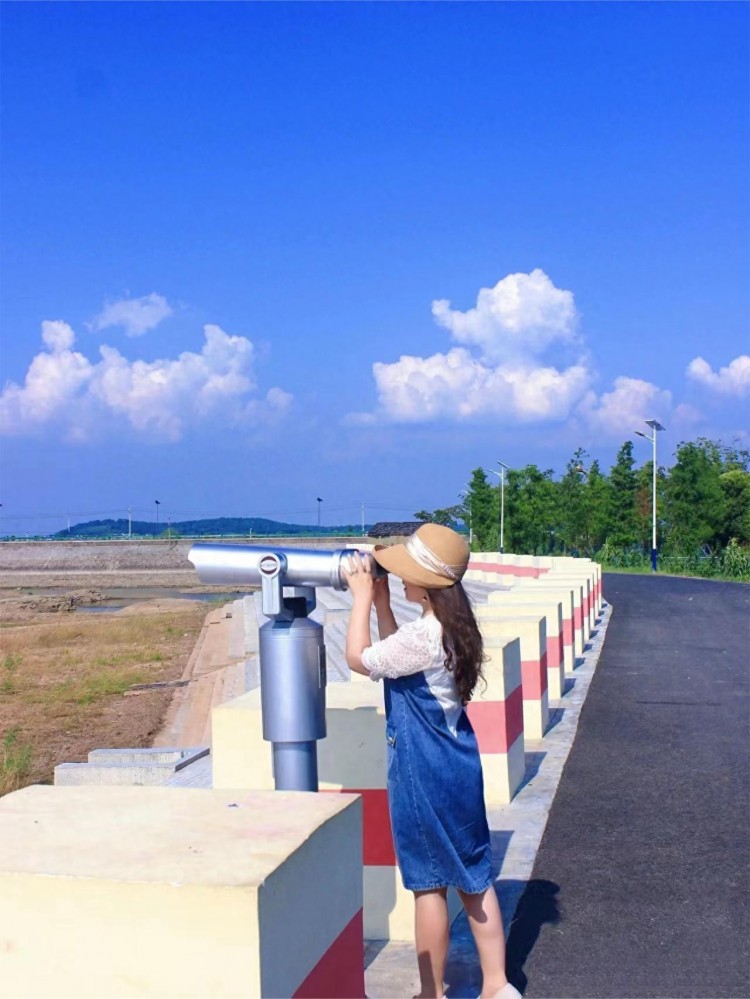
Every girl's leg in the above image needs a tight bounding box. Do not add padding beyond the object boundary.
[413,888,449,999]
[457,886,510,998]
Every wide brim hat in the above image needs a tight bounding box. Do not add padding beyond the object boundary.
[372,523,469,589]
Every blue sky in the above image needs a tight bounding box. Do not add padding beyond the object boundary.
[1,1,748,536]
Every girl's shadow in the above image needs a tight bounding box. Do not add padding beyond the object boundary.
[505,878,561,994]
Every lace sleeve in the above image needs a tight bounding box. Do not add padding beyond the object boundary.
[362,617,443,681]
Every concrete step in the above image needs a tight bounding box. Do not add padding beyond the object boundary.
[55,747,208,786]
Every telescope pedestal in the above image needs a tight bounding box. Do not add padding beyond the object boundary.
[271,742,319,791]
[259,591,327,793]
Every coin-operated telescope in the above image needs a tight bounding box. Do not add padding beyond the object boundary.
[188,543,384,792]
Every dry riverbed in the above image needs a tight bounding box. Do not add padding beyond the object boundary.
[0,587,212,796]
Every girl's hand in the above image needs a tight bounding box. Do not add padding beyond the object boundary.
[372,572,391,608]
[344,552,375,602]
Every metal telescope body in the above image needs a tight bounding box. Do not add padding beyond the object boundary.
[188,543,382,792]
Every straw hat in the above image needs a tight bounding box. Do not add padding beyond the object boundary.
[372,523,469,589]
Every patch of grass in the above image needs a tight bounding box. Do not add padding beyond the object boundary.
[0,726,33,796]
[0,601,208,795]
[1,653,22,694]
[74,669,153,706]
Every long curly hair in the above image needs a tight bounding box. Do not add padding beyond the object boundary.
[426,582,485,705]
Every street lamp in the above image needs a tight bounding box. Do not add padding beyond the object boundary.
[486,461,510,553]
[458,489,473,545]
[155,499,160,530]
[316,497,323,530]
[635,419,665,573]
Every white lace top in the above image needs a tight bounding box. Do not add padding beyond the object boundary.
[361,614,463,735]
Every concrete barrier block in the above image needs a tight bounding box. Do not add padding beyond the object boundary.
[510,579,585,659]
[211,682,460,942]
[466,635,525,805]
[478,616,549,740]
[488,589,575,674]
[0,785,364,999]
[479,600,564,702]
[550,568,595,633]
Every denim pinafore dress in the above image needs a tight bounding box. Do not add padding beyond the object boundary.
[363,616,492,894]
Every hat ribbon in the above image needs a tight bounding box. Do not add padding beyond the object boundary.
[405,533,461,581]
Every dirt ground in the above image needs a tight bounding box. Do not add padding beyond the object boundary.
[0,586,210,796]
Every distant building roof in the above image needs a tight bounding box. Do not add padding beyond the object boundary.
[367,521,424,539]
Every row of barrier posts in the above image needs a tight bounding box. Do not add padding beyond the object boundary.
[0,542,603,998]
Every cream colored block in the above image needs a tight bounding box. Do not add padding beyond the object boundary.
[479,614,545,662]
[534,556,555,569]
[482,618,548,740]
[363,867,462,941]
[523,689,549,741]
[511,580,585,655]
[478,635,522,701]
[212,681,388,792]
[545,574,592,639]
[0,785,362,999]
[481,733,525,806]
[487,590,574,673]
[211,688,272,791]
[479,605,563,701]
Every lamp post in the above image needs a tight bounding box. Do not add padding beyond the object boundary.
[459,489,473,545]
[635,419,665,572]
[155,499,160,531]
[316,497,323,530]
[486,461,509,553]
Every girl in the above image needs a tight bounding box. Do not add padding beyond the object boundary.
[344,523,520,999]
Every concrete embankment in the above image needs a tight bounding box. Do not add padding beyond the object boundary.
[0,537,363,589]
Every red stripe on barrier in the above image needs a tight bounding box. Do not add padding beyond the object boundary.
[293,907,365,998]
[547,636,563,669]
[573,605,582,629]
[326,788,396,866]
[521,650,548,699]
[466,685,524,753]
[562,618,573,646]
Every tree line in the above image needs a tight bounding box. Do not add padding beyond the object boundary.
[415,437,750,579]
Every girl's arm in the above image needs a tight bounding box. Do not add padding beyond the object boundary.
[373,575,398,639]
[343,553,375,676]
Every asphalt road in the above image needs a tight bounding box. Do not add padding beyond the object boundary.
[506,573,750,999]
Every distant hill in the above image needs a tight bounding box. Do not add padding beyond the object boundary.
[51,517,371,539]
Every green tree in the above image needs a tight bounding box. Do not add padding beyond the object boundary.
[582,460,609,553]
[465,468,497,551]
[718,469,750,545]
[504,465,558,554]
[413,506,463,529]
[606,441,639,547]
[556,449,590,554]
[663,439,727,551]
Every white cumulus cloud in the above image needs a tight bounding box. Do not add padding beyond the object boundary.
[350,348,592,425]
[578,376,672,436]
[349,269,591,427]
[431,268,578,363]
[686,355,750,396]
[90,292,174,337]
[0,320,292,441]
